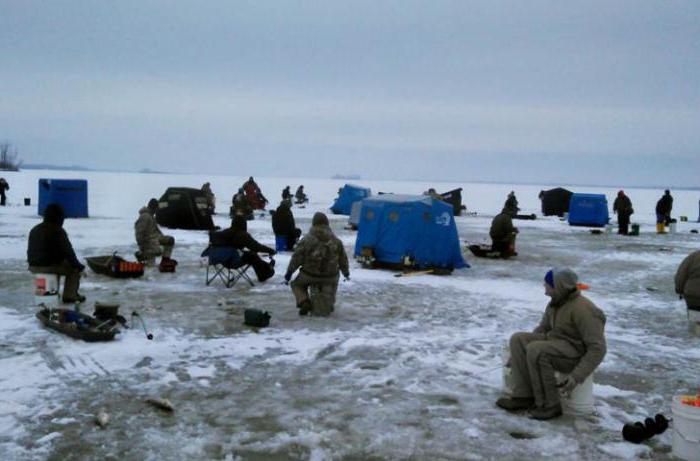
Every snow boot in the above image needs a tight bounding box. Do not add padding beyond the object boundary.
[298,299,311,316]
[158,257,178,273]
[528,403,563,420]
[495,397,535,412]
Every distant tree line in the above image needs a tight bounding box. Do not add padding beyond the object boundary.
[0,142,22,171]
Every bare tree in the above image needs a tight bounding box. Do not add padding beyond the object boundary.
[0,142,22,171]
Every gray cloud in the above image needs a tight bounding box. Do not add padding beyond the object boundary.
[1,1,698,186]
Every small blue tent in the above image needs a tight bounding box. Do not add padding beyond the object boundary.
[38,179,89,218]
[568,193,609,227]
[354,195,468,269]
[331,184,371,215]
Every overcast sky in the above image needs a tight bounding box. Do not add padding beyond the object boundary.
[1,1,698,186]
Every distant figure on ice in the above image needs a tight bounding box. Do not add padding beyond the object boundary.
[655,189,673,230]
[201,182,216,214]
[675,250,700,318]
[212,215,276,282]
[272,199,302,251]
[282,186,292,201]
[0,177,8,206]
[424,188,442,201]
[504,191,520,215]
[231,188,253,220]
[613,190,634,235]
[489,207,518,258]
[496,268,607,420]
[27,204,86,303]
[284,212,350,316]
[243,176,268,210]
[135,198,177,270]
[295,185,308,204]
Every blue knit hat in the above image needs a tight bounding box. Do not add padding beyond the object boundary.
[544,270,555,288]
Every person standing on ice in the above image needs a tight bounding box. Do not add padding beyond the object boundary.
[0,177,8,206]
[27,203,86,303]
[489,207,518,258]
[134,198,176,268]
[613,190,634,235]
[655,189,673,227]
[284,212,350,316]
[496,268,607,420]
[675,250,700,316]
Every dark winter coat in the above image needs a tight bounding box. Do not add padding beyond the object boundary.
[285,225,349,279]
[489,211,515,242]
[613,195,633,216]
[211,219,274,254]
[656,194,673,215]
[27,222,83,269]
[272,203,296,236]
[0,178,8,192]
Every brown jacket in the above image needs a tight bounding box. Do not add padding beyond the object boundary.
[534,271,607,383]
[490,211,515,242]
[675,250,700,307]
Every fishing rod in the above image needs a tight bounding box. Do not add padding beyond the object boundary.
[131,311,153,340]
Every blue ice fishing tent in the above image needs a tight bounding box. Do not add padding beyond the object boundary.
[330,184,371,215]
[568,193,609,227]
[38,179,89,218]
[354,195,468,269]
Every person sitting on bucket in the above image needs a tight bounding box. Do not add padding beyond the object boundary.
[134,198,176,267]
[27,203,86,303]
[496,268,607,420]
[504,191,520,215]
[284,212,349,316]
[675,249,700,315]
[489,207,518,257]
[272,199,302,250]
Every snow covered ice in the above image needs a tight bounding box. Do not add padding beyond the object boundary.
[1,169,699,460]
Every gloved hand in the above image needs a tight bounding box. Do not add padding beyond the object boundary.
[343,273,350,282]
[558,376,578,394]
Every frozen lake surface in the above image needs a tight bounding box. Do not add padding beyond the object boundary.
[1,170,699,460]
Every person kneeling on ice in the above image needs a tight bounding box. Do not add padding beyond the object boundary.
[284,212,349,316]
[211,215,276,281]
[496,268,607,420]
[675,249,700,315]
[489,207,518,257]
[27,204,86,303]
[135,198,177,269]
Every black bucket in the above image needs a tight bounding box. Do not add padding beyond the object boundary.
[24,198,31,206]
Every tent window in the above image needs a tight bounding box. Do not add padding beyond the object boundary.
[423,212,431,222]
[389,211,399,222]
[366,210,375,220]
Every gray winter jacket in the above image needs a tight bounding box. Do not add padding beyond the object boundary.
[533,268,607,384]
[675,250,700,307]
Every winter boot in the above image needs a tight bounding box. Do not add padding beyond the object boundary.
[495,397,535,412]
[298,299,312,316]
[528,403,563,420]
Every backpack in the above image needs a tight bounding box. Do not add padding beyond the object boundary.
[307,238,339,276]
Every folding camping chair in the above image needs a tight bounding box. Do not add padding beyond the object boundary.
[202,246,255,288]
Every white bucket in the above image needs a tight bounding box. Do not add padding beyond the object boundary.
[605,224,613,234]
[502,344,513,394]
[688,309,700,336]
[670,222,678,234]
[33,273,61,307]
[555,372,595,415]
[672,395,700,461]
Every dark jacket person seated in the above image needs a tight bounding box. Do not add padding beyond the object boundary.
[27,203,86,303]
[209,216,276,282]
[272,200,302,250]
